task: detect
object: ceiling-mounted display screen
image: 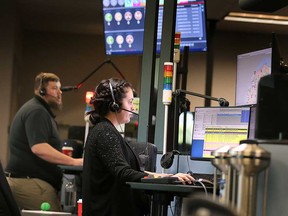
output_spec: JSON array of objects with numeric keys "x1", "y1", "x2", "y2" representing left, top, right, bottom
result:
[{"x1": 102, "y1": 0, "x2": 207, "y2": 55}]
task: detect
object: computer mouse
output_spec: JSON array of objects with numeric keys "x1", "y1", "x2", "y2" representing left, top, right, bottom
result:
[{"x1": 194, "y1": 178, "x2": 214, "y2": 187}]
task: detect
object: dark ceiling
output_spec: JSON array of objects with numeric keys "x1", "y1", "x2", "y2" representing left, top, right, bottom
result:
[{"x1": 17, "y1": 0, "x2": 288, "y2": 35}]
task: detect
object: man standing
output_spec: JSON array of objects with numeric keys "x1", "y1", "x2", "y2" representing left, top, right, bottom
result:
[{"x1": 5, "y1": 72, "x2": 83, "y2": 211}]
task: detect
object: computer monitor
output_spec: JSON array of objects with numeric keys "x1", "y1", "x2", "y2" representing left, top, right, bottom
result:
[
  {"x1": 235, "y1": 48, "x2": 272, "y2": 106},
  {"x1": 101, "y1": 0, "x2": 207, "y2": 55},
  {"x1": 254, "y1": 34, "x2": 288, "y2": 140},
  {"x1": 156, "y1": 0, "x2": 207, "y2": 53},
  {"x1": 190, "y1": 106, "x2": 252, "y2": 160},
  {"x1": 255, "y1": 74, "x2": 288, "y2": 139}
]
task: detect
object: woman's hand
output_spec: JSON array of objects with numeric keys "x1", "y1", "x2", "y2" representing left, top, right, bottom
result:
[
  {"x1": 144, "y1": 171, "x2": 173, "y2": 178},
  {"x1": 144, "y1": 171, "x2": 195, "y2": 184},
  {"x1": 172, "y1": 173, "x2": 195, "y2": 185}
]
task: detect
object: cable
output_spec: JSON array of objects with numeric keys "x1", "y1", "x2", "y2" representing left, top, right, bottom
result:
[
  {"x1": 194, "y1": 179, "x2": 208, "y2": 197},
  {"x1": 114, "y1": 112, "x2": 125, "y2": 135},
  {"x1": 186, "y1": 154, "x2": 191, "y2": 173}
]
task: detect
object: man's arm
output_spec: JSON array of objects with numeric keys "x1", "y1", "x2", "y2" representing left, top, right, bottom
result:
[{"x1": 31, "y1": 143, "x2": 83, "y2": 166}]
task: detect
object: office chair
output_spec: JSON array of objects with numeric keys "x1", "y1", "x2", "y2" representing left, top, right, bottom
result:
[
  {"x1": 67, "y1": 126, "x2": 86, "y2": 142},
  {"x1": 0, "y1": 161, "x2": 21, "y2": 216},
  {"x1": 128, "y1": 141, "x2": 158, "y2": 172},
  {"x1": 183, "y1": 194, "x2": 238, "y2": 216}
]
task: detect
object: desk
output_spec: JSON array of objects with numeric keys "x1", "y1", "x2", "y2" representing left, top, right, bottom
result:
[
  {"x1": 127, "y1": 182, "x2": 213, "y2": 216},
  {"x1": 58, "y1": 165, "x2": 83, "y2": 175}
]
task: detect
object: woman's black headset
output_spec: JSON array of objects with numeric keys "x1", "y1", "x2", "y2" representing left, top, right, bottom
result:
[{"x1": 108, "y1": 79, "x2": 120, "y2": 112}]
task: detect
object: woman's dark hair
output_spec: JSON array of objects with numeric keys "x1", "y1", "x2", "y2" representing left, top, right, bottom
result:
[{"x1": 88, "y1": 78, "x2": 133, "y2": 125}]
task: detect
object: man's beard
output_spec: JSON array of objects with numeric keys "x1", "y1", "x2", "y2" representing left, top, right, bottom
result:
[{"x1": 49, "y1": 100, "x2": 63, "y2": 111}]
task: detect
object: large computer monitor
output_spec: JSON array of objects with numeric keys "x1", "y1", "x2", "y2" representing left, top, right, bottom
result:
[
  {"x1": 235, "y1": 48, "x2": 272, "y2": 106},
  {"x1": 190, "y1": 106, "x2": 252, "y2": 160},
  {"x1": 102, "y1": 0, "x2": 207, "y2": 55}
]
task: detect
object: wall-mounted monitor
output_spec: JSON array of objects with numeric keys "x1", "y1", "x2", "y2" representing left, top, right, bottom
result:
[
  {"x1": 190, "y1": 106, "x2": 252, "y2": 160},
  {"x1": 102, "y1": 0, "x2": 207, "y2": 55},
  {"x1": 235, "y1": 48, "x2": 272, "y2": 106}
]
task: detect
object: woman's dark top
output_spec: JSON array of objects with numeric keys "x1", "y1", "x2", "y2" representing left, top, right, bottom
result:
[{"x1": 82, "y1": 118, "x2": 149, "y2": 216}]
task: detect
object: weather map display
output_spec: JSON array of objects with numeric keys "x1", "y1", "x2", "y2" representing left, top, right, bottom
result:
[{"x1": 235, "y1": 48, "x2": 272, "y2": 106}]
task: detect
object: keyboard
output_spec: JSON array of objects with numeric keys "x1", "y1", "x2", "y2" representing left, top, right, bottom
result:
[
  {"x1": 141, "y1": 176, "x2": 215, "y2": 188},
  {"x1": 141, "y1": 176, "x2": 179, "y2": 184}
]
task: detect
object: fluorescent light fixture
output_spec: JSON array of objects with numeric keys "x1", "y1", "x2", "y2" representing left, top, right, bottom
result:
[{"x1": 224, "y1": 12, "x2": 288, "y2": 25}]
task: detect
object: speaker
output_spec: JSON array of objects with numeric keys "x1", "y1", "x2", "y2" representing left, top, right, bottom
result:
[{"x1": 108, "y1": 80, "x2": 120, "y2": 112}]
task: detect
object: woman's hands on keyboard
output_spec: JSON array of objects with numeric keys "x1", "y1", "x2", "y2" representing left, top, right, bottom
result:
[
  {"x1": 172, "y1": 173, "x2": 195, "y2": 185},
  {"x1": 145, "y1": 172, "x2": 173, "y2": 178},
  {"x1": 144, "y1": 171, "x2": 195, "y2": 185}
]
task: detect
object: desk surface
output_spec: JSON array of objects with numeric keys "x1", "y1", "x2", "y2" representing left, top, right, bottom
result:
[
  {"x1": 58, "y1": 165, "x2": 83, "y2": 174},
  {"x1": 58, "y1": 165, "x2": 83, "y2": 171}
]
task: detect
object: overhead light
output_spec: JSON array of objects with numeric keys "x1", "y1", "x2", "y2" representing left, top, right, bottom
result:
[{"x1": 224, "y1": 12, "x2": 288, "y2": 25}]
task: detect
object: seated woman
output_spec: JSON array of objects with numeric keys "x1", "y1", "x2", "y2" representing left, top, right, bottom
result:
[{"x1": 82, "y1": 78, "x2": 194, "y2": 216}]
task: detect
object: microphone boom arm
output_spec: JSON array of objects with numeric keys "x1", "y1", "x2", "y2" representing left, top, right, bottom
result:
[
  {"x1": 61, "y1": 59, "x2": 126, "y2": 92},
  {"x1": 76, "y1": 59, "x2": 126, "y2": 89}
]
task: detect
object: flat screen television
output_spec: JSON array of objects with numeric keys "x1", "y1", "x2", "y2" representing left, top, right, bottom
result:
[
  {"x1": 190, "y1": 106, "x2": 252, "y2": 160},
  {"x1": 102, "y1": 0, "x2": 207, "y2": 55}
]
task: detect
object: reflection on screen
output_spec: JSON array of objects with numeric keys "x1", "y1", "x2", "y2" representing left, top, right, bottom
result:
[
  {"x1": 190, "y1": 106, "x2": 251, "y2": 160},
  {"x1": 235, "y1": 48, "x2": 272, "y2": 106}
]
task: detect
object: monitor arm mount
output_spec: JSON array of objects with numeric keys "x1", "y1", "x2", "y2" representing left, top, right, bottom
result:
[
  {"x1": 161, "y1": 89, "x2": 230, "y2": 173},
  {"x1": 174, "y1": 89, "x2": 229, "y2": 107}
]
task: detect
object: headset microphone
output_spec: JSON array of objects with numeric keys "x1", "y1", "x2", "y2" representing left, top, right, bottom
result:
[{"x1": 119, "y1": 108, "x2": 139, "y2": 116}]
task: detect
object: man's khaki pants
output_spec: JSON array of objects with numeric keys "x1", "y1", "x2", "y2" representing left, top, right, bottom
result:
[{"x1": 6, "y1": 177, "x2": 62, "y2": 211}]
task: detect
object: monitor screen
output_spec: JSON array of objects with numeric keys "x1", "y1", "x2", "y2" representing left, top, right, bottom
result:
[
  {"x1": 190, "y1": 106, "x2": 252, "y2": 160},
  {"x1": 156, "y1": 0, "x2": 207, "y2": 53},
  {"x1": 235, "y1": 48, "x2": 272, "y2": 106},
  {"x1": 102, "y1": 0, "x2": 207, "y2": 55}
]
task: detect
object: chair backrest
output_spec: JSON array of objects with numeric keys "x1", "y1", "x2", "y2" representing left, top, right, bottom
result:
[
  {"x1": 0, "y1": 161, "x2": 21, "y2": 216},
  {"x1": 67, "y1": 126, "x2": 87, "y2": 143},
  {"x1": 128, "y1": 141, "x2": 158, "y2": 172}
]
